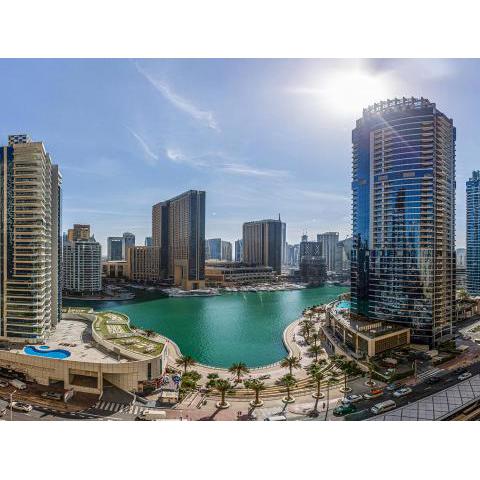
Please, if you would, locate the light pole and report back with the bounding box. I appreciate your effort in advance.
[9,389,16,421]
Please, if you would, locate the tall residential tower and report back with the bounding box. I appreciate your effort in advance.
[351,98,456,346]
[466,171,480,295]
[0,135,62,342]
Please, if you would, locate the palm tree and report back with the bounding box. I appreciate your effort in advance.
[244,379,266,407]
[180,370,202,391]
[365,359,376,386]
[280,355,302,375]
[340,360,362,392]
[277,374,297,403]
[306,362,327,416]
[213,379,234,408]
[228,362,250,383]
[308,344,323,362]
[310,331,321,347]
[175,355,196,374]
[325,372,340,420]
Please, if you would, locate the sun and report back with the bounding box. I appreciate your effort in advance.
[295,68,396,119]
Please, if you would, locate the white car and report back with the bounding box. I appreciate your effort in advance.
[9,401,32,413]
[342,394,363,404]
[458,372,472,381]
[393,387,412,398]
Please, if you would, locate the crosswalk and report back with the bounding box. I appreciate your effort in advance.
[92,400,146,416]
[416,367,444,382]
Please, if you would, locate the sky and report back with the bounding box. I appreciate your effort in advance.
[0,58,478,249]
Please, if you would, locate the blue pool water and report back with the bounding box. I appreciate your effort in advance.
[38,346,49,350]
[24,346,71,359]
[336,300,351,310]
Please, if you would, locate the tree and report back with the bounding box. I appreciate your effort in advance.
[325,372,340,420]
[308,344,323,362]
[180,370,202,391]
[213,379,234,408]
[310,331,321,347]
[244,379,266,407]
[306,362,327,416]
[299,319,314,342]
[277,374,297,402]
[340,360,363,392]
[175,355,196,374]
[365,359,376,386]
[228,362,250,383]
[280,355,302,375]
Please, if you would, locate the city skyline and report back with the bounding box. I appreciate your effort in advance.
[2,59,479,250]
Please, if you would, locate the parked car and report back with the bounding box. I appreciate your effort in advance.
[8,379,27,390]
[386,382,399,392]
[458,372,472,381]
[370,400,397,415]
[41,391,63,400]
[363,388,384,399]
[342,394,363,404]
[9,401,32,413]
[333,403,357,416]
[393,387,412,398]
[0,380,9,388]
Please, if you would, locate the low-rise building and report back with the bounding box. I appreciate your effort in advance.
[103,260,128,279]
[205,261,276,286]
[324,301,410,358]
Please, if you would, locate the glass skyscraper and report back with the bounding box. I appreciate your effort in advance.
[351,98,456,346]
[466,171,480,295]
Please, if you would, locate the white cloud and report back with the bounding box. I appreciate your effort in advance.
[220,163,289,178]
[126,127,159,166]
[165,148,208,167]
[136,64,219,131]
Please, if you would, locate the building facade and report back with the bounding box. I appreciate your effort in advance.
[317,232,339,272]
[67,224,90,242]
[205,261,275,286]
[456,247,467,291]
[63,233,102,295]
[467,171,480,295]
[221,241,232,262]
[145,236,153,247]
[107,236,123,261]
[242,217,286,274]
[0,135,62,343]
[206,238,222,260]
[126,246,161,283]
[234,239,243,262]
[152,190,205,290]
[122,232,135,259]
[351,98,456,346]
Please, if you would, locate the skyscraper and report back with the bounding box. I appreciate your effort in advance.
[67,224,90,241]
[152,190,206,290]
[122,232,135,259]
[221,241,232,262]
[467,171,480,295]
[145,236,153,247]
[298,235,326,284]
[63,226,102,295]
[234,239,243,262]
[126,246,161,283]
[206,238,222,260]
[0,135,61,342]
[351,98,456,346]
[107,237,123,261]
[317,232,339,272]
[243,217,286,274]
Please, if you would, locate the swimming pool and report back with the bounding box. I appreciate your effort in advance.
[336,300,351,310]
[24,346,71,359]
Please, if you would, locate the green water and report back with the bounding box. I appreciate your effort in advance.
[64,285,347,368]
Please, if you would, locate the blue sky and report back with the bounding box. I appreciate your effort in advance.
[0,58,477,249]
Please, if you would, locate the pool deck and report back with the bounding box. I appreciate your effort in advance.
[11,319,125,364]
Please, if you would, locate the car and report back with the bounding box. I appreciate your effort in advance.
[9,401,32,413]
[393,387,412,398]
[458,372,472,381]
[386,382,399,392]
[342,394,363,404]
[363,388,384,399]
[333,403,357,416]
[0,380,9,388]
[41,391,63,400]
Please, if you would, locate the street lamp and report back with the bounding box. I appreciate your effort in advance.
[9,389,16,421]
